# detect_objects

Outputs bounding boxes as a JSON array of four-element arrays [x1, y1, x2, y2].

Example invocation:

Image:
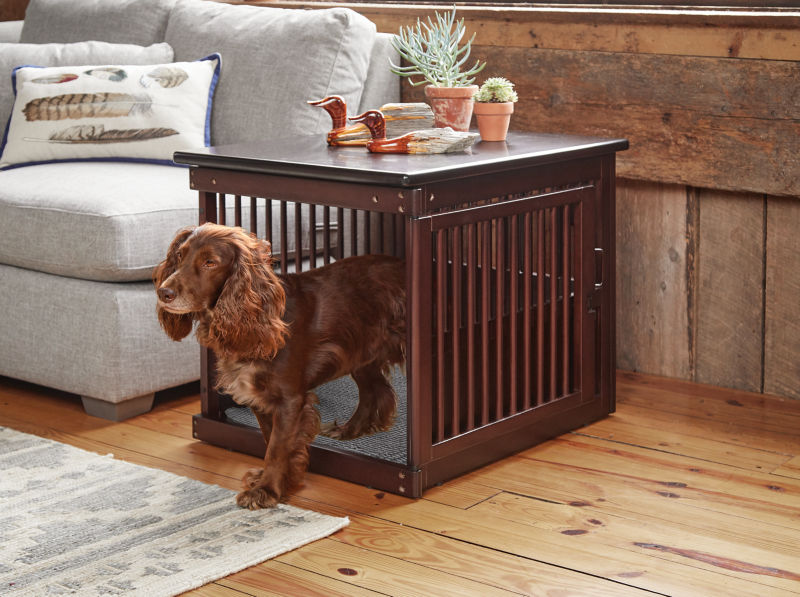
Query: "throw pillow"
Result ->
[[0, 54, 220, 170], [0, 41, 174, 137], [164, 0, 377, 145], [19, 0, 177, 46]]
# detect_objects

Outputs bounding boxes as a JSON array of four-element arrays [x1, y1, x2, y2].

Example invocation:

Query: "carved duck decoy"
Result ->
[[308, 96, 436, 146], [307, 96, 371, 146], [348, 110, 479, 154]]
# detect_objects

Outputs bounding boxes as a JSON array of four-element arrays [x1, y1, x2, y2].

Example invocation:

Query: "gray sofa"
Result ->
[[0, 0, 399, 420]]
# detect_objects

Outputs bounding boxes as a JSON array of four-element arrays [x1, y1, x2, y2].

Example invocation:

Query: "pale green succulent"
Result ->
[[474, 77, 519, 103], [389, 7, 486, 88]]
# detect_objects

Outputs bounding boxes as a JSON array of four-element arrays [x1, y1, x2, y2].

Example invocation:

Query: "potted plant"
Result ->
[[473, 77, 518, 141], [389, 7, 486, 132]]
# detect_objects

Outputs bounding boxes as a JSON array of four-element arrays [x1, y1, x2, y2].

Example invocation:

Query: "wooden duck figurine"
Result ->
[[307, 96, 371, 146], [349, 110, 479, 154], [308, 96, 436, 146]]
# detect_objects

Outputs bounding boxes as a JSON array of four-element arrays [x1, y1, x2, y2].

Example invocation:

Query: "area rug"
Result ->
[[0, 426, 348, 596]]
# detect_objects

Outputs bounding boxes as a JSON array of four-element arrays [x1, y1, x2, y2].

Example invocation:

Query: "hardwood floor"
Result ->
[[1, 370, 799, 596]]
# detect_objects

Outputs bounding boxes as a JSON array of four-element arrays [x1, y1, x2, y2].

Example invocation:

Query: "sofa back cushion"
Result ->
[[20, 0, 176, 46], [164, 0, 376, 145], [0, 41, 174, 143]]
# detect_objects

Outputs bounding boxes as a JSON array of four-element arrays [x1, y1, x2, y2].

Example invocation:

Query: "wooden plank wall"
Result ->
[[0, 0, 28, 22]]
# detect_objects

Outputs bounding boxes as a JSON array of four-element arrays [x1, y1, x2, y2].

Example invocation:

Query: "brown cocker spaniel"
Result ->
[[154, 223, 406, 509]]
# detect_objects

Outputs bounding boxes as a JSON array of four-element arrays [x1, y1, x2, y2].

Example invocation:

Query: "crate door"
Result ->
[[425, 186, 599, 450]]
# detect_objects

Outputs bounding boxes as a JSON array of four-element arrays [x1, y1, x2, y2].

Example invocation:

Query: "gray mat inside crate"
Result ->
[[224, 367, 408, 464]]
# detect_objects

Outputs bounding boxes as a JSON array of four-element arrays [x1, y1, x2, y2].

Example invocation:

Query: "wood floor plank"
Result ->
[[219, 560, 381, 596], [275, 538, 520, 597], [574, 413, 792, 472], [474, 492, 800, 594], [772, 455, 800, 481], [331, 510, 652, 596], [181, 582, 252, 596]]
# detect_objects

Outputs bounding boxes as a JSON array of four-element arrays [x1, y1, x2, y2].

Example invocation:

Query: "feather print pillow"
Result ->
[[0, 54, 220, 169]]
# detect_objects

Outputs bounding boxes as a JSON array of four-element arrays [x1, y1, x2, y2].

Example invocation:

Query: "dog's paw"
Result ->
[[236, 487, 279, 509], [241, 468, 264, 489]]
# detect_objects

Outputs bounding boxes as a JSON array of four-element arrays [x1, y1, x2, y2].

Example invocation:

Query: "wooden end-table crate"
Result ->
[[174, 131, 628, 497]]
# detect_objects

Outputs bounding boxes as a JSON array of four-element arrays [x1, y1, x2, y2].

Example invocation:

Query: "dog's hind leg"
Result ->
[[320, 361, 397, 440]]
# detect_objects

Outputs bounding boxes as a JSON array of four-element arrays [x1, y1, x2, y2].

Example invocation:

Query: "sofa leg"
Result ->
[[80, 393, 155, 421]]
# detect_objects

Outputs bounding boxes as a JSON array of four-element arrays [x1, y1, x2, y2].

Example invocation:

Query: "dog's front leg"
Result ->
[[236, 393, 320, 509]]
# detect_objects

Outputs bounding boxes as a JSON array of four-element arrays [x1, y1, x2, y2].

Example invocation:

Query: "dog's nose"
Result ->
[[158, 287, 176, 303]]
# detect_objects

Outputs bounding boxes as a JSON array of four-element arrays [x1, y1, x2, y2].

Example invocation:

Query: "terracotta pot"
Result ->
[[473, 101, 514, 141], [424, 85, 478, 132]]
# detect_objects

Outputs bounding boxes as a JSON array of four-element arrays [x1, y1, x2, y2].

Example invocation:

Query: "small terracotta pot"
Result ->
[[473, 101, 514, 141], [424, 85, 478, 132]]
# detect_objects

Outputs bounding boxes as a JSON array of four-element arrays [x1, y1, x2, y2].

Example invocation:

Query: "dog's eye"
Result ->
[[203, 259, 217, 268], [175, 250, 182, 261]]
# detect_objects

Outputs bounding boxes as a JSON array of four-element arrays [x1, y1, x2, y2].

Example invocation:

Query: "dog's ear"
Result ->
[[153, 227, 195, 341], [207, 231, 288, 359]]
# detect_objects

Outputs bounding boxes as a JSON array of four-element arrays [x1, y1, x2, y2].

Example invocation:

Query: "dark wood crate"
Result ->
[[176, 132, 626, 497]]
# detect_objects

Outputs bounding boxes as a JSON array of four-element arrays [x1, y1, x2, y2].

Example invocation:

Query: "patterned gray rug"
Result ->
[[0, 426, 348, 596]]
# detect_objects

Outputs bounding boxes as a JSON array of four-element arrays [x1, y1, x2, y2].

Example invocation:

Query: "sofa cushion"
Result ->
[[0, 41, 175, 153], [0, 54, 220, 170], [0, 162, 197, 282], [19, 0, 176, 46], [164, 0, 376, 145], [0, 162, 331, 282]]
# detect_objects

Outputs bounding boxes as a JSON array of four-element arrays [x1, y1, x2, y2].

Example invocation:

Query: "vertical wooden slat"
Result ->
[[495, 216, 505, 420], [550, 208, 558, 401], [451, 225, 462, 437], [234, 195, 242, 227], [295, 202, 302, 273], [509, 213, 519, 414], [263, 198, 271, 246], [395, 214, 405, 259], [562, 204, 571, 395], [364, 211, 372, 255], [280, 201, 288, 273], [379, 212, 386, 253], [255, 197, 262, 240], [350, 209, 358, 257], [218, 194, 226, 226], [466, 222, 476, 430], [323, 206, 331, 264], [200, 191, 217, 224], [523, 211, 532, 410], [435, 230, 447, 443], [309, 204, 317, 268], [337, 207, 345, 259], [481, 220, 491, 425], [536, 210, 545, 405]]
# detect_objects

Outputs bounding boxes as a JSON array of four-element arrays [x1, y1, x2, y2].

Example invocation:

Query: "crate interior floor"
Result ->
[[225, 367, 408, 464], [1, 370, 799, 596]]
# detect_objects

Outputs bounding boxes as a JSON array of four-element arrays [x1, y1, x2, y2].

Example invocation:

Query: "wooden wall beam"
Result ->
[[764, 198, 800, 400], [615, 180, 691, 379], [695, 190, 765, 393]]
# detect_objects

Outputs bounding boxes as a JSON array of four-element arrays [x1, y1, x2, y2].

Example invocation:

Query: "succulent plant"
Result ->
[[474, 77, 519, 103], [389, 7, 486, 88]]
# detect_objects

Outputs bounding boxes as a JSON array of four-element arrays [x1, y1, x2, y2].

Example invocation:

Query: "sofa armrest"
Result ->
[[0, 20, 23, 43], [358, 32, 401, 113]]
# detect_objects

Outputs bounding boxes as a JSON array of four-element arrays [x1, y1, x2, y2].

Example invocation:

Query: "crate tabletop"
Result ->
[[174, 131, 628, 187]]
